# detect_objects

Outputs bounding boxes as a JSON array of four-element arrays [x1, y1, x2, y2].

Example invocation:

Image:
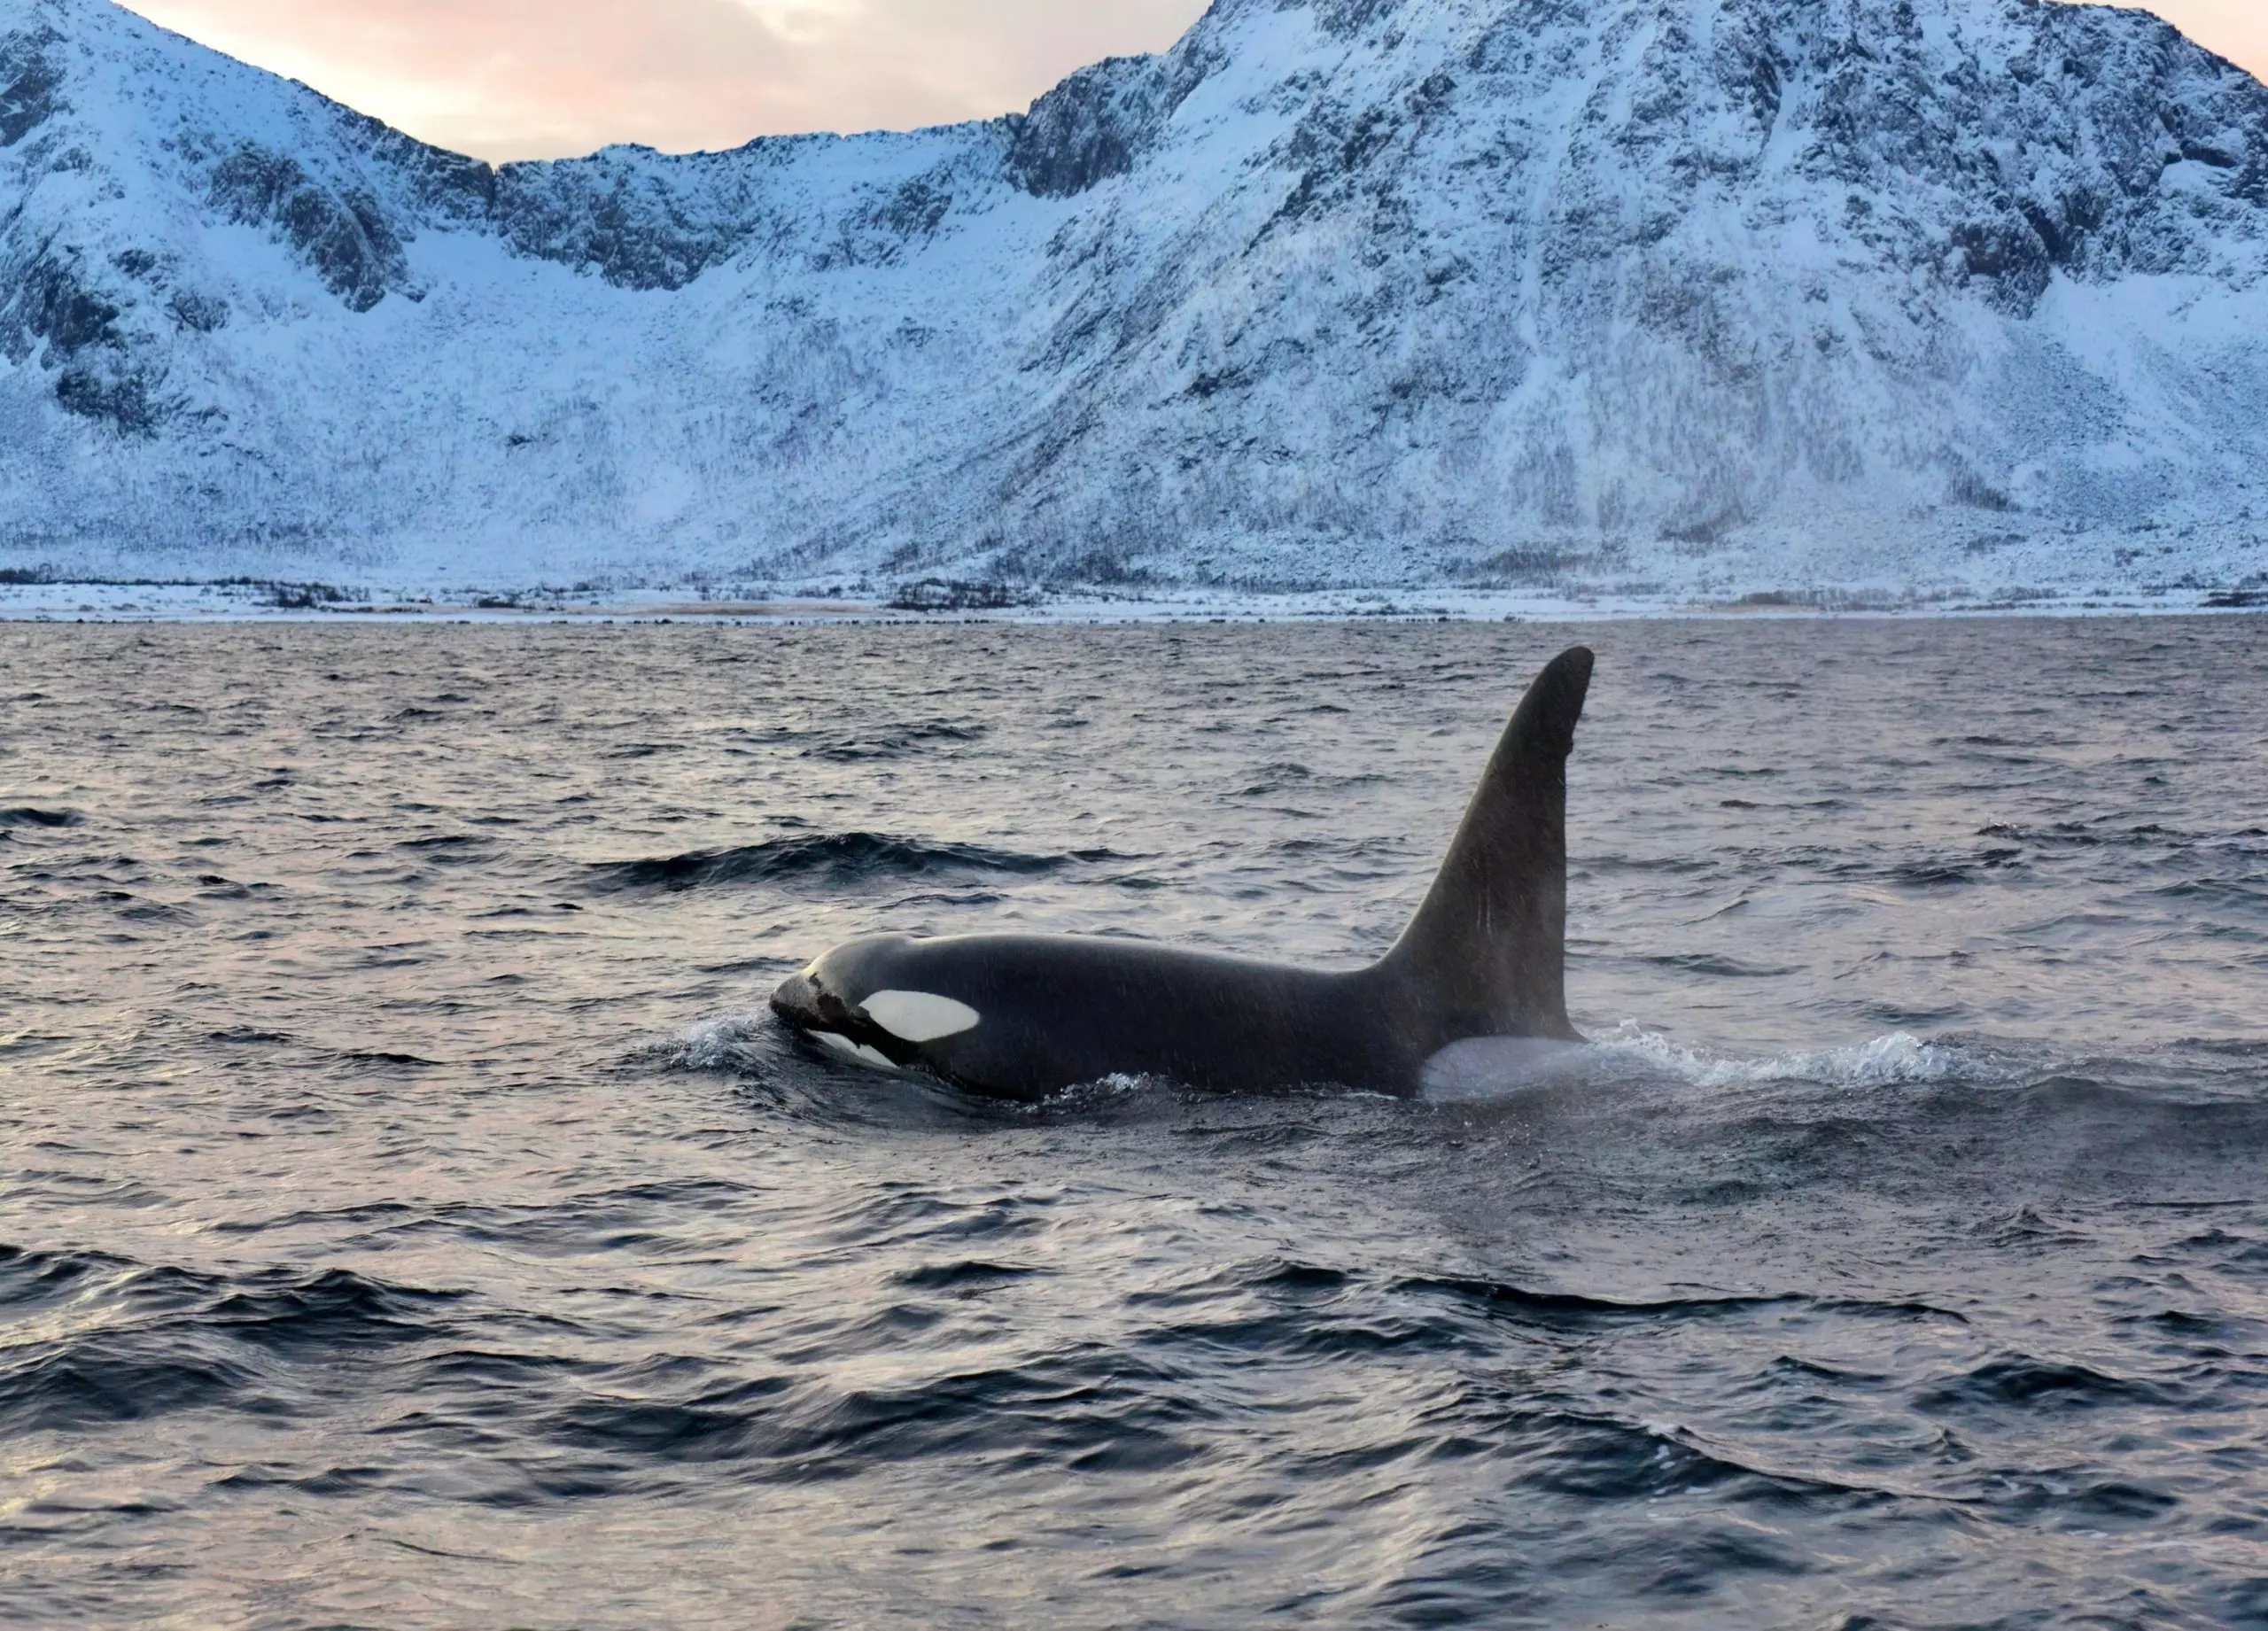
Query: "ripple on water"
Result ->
[[1, 616, 2264, 1626], [583, 831, 1134, 893]]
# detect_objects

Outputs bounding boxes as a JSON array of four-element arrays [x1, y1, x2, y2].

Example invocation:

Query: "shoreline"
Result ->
[[2, 579, 2261, 625]]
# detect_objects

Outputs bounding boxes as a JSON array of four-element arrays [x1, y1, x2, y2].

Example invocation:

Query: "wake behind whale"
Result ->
[[772, 648, 1594, 1100]]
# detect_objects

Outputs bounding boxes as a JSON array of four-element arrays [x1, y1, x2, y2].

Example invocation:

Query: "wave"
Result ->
[[0, 805, 80, 827], [1887, 859, 1982, 888], [0, 1252, 462, 1433], [1632, 951, 1798, 978], [586, 831, 1127, 893], [802, 721, 988, 762], [1912, 1356, 2171, 1414], [0, 1242, 133, 1316], [734, 718, 990, 763], [667, 1015, 777, 1073], [1403, 1274, 1794, 1321], [1419, 1026, 2017, 1103], [1585, 1023, 2016, 1091], [201, 1267, 462, 1352]]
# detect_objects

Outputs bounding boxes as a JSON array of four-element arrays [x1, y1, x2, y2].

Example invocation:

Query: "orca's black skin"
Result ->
[[771, 647, 1593, 1101]]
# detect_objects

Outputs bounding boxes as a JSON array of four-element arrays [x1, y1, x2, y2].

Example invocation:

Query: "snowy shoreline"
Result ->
[[3, 578, 2257, 625]]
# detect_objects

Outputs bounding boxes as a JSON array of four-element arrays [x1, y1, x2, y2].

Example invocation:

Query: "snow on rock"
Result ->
[[2, 0, 2264, 607]]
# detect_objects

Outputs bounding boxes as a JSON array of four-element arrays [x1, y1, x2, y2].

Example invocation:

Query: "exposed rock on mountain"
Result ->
[[2, 0, 2264, 604]]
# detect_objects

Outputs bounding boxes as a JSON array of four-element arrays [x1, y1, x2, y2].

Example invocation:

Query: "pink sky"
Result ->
[[119, 0, 2268, 164]]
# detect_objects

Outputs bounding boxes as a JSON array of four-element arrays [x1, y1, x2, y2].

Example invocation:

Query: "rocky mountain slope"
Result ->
[[3, 0, 2265, 605]]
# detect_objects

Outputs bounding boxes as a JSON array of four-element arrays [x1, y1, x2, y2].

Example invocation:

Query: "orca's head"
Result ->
[[770, 936, 983, 1075]]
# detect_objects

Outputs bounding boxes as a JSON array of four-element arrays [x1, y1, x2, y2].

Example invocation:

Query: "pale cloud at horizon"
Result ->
[[117, 0, 2268, 165]]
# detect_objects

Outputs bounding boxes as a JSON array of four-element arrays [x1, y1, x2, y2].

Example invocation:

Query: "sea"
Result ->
[[3, 615, 2264, 1627]]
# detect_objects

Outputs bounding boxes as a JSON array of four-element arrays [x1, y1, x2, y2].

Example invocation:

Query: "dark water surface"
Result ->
[[4, 617, 2266, 1627]]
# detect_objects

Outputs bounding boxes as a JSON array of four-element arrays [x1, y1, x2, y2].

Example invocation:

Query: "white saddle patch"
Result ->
[[810, 1029, 899, 1072], [861, 990, 981, 1043]]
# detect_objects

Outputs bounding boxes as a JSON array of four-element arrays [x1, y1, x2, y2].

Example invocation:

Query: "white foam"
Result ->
[[1420, 1037, 1593, 1101], [1588, 1022, 1992, 1090], [673, 1016, 766, 1072], [1045, 1073, 1154, 1107], [1418, 1024, 2007, 1102]]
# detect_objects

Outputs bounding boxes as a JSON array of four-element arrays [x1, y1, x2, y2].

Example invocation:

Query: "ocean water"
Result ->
[[3, 616, 2264, 1627]]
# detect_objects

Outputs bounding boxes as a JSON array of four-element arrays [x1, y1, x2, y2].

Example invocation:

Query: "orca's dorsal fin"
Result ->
[[1382, 646, 1592, 1045]]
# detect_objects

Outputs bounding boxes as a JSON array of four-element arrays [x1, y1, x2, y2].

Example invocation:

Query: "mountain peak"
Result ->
[[2, 0, 2264, 604]]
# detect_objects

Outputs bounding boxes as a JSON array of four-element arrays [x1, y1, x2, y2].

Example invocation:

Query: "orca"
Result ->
[[770, 646, 1593, 1101]]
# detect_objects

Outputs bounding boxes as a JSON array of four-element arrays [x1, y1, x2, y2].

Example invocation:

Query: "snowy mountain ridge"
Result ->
[[3, 0, 2265, 606]]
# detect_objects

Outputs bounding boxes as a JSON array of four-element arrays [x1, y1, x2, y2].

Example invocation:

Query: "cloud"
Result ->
[[117, 0, 2268, 165], [121, 0, 1212, 161]]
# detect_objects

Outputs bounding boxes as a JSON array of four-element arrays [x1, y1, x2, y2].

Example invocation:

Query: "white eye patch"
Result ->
[[810, 1030, 899, 1071], [860, 990, 981, 1043]]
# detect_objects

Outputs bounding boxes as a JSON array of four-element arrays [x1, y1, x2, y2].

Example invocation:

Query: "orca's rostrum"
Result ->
[[772, 647, 1594, 1100]]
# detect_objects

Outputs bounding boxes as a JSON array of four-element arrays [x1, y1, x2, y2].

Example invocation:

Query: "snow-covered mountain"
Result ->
[[3, 0, 2265, 605]]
